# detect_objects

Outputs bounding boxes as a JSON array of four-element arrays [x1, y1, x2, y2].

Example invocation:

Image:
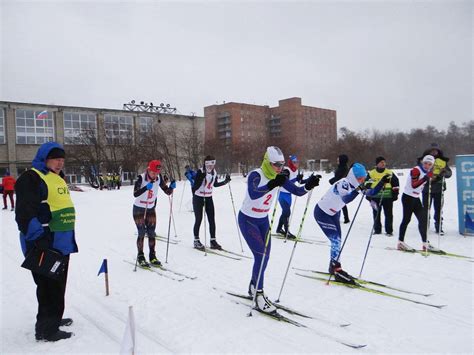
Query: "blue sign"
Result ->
[[456, 155, 474, 235]]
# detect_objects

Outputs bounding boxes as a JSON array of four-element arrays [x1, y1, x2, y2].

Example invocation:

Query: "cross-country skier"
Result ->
[[329, 154, 351, 224], [192, 156, 230, 251], [398, 155, 441, 252], [133, 160, 176, 267], [314, 163, 389, 283], [239, 146, 320, 313], [275, 155, 307, 239]]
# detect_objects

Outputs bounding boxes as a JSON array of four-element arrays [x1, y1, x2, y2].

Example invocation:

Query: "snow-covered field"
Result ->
[[1, 170, 473, 354]]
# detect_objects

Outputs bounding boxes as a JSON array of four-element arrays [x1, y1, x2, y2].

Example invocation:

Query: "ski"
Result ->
[[295, 273, 446, 309], [272, 234, 327, 245], [219, 249, 252, 259], [156, 236, 179, 245], [217, 293, 366, 349], [155, 265, 197, 280], [195, 248, 241, 260], [220, 289, 351, 327], [384, 247, 474, 262], [123, 260, 184, 282], [292, 268, 433, 297]]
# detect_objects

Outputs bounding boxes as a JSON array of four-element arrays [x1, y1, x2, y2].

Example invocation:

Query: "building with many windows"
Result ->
[[204, 97, 337, 171], [0, 101, 204, 182]]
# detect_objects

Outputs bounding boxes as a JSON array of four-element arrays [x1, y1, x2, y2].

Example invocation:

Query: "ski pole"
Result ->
[[424, 179, 432, 257], [170, 193, 178, 238], [276, 189, 313, 303], [284, 196, 298, 243], [228, 179, 245, 252], [358, 187, 385, 279], [179, 180, 186, 212], [248, 188, 281, 317], [438, 176, 445, 248], [326, 191, 365, 285], [165, 191, 173, 263]]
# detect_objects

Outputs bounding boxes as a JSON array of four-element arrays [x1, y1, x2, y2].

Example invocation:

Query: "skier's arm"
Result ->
[[133, 175, 147, 197], [281, 178, 307, 196], [247, 171, 272, 199], [410, 168, 429, 189], [214, 173, 230, 187], [159, 174, 173, 195]]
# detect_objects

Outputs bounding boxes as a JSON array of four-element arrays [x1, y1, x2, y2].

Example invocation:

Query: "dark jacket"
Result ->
[[420, 147, 452, 194], [329, 154, 349, 185], [15, 142, 78, 256]]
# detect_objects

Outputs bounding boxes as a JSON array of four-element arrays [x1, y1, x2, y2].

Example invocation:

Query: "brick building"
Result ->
[[204, 97, 337, 171]]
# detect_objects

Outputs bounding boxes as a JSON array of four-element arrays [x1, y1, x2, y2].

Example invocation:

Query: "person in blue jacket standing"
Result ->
[[15, 142, 78, 342]]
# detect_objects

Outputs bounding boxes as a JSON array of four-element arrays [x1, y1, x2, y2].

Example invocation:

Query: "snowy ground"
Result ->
[[1, 169, 473, 354]]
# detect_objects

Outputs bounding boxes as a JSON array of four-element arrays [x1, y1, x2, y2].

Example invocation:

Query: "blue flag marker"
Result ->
[[98, 259, 108, 276]]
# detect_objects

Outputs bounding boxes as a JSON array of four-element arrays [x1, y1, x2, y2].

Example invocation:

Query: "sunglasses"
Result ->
[[205, 160, 216, 166], [271, 162, 285, 168]]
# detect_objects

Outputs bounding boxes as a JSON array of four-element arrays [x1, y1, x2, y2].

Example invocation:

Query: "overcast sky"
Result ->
[[1, 0, 472, 132]]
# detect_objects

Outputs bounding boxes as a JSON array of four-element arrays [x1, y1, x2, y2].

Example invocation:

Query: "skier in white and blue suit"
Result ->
[[314, 163, 390, 283], [238, 146, 320, 313]]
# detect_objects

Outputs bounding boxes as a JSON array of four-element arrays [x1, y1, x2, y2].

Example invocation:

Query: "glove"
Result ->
[[169, 180, 176, 189], [304, 174, 320, 190], [424, 171, 433, 181], [357, 182, 370, 192], [267, 173, 288, 190], [296, 173, 304, 183], [225, 174, 231, 183], [34, 231, 52, 250], [163, 175, 169, 183], [381, 174, 392, 184], [146, 182, 153, 190]]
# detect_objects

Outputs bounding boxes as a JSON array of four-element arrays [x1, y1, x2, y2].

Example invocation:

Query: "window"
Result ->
[[0, 109, 5, 144], [104, 114, 133, 144], [16, 109, 55, 144], [63, 112, 97, 144]]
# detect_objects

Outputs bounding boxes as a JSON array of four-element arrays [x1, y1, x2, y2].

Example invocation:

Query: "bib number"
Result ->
[[263, 194, 272, 205]]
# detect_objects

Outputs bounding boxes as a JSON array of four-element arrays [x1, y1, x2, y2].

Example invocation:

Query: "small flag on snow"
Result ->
[[120, 306, 136, 355], [97, 259, 108, 276], [37, 110, 48, 119]]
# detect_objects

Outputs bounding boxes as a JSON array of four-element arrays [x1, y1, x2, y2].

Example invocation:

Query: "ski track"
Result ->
[[1, 170, 473, 353]]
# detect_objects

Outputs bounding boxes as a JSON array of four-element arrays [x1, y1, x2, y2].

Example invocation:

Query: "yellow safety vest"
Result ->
[[32, 168, 76, 232], [433, 158, 447, 177], [368, 168, 393, 198]]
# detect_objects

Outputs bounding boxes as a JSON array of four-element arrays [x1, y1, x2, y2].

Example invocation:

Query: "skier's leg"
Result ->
[[372, 198, 382, 234], [413, 199, 428, 243], [384, 199, 394, 234], [133, 206, 146, 253], [145, 208, 157, 254], [432, 193, 442, 233], [399, 194, 414, 242], [314, 205, 341, 262], [205, 197, 216, 240], [280, 194, 292, 232], [192, 195, 204, 239]]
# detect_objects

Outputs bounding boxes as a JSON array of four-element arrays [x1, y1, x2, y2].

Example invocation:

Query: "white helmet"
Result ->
[[266, 146, 284, 164]]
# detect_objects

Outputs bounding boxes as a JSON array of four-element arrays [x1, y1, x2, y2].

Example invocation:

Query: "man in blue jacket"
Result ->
[[15, 142, 78, 342]]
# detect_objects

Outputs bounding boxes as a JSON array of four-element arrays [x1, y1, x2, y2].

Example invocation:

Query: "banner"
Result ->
[[456, 155, 474, 236]]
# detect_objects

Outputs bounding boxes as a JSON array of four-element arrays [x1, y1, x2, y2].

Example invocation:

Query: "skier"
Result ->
[[15, 142, 78, 341], [2, 172, 16, 211], [366, 157, 400, 236], [192, 156, 230, 251], [238, 146, 320, 313], [420, 144, 452, 234], [398, 155, 441, 252], [329, 154, 350, 224], [314, 163, 389, 283], [275, 155, 307, 239], [133, 160, 176, 267]]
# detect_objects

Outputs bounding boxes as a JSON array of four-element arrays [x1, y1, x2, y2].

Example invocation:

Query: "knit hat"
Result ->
[[46, 147, 66, 160], [422, 155, 435, 165], [375, 156, 386, 165]]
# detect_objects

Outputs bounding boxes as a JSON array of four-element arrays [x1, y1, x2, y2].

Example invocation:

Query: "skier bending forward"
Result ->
[[238, 146, 320, 314], [314, 163, 389, 284]]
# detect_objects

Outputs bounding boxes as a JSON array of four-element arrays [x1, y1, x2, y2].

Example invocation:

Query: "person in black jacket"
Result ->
[[329, 154, 350, 223], [15, 142, 78, 342], [420, 143, 452, 234], [192, 155, 230, 250]]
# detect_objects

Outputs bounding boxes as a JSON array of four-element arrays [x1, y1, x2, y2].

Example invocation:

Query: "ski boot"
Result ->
[[248, 281, 256, 297], [276, 228, 286, 236], [149, 253, 162, 267], [210, 239, 223, 250], [422, 242, 445, 254], [386, 232, 393, 237], [2, 207, 6, 210], [36, 330, 73, 342], [343, 218, 350, 224], [285, 231, 297, 240], [329, 260, 356, 285], [194, 239, 205, 251], [397, 241, 416, 252], [137, 252, 150, 268], [255, 290, 277, 314], [60, 318, 73, 327]]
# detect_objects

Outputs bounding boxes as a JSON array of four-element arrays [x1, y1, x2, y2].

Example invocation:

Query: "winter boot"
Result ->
[[149, 253, 162, 267], [210, 239, 223, 250], [343, 218, 350, 224], [422, 242, 445, 254], [37, 330, 73, 342], [2, 207, 6, 210], [386, 232, 393, 237], [137, 252, 150, 268], [60, 318, 73, 327], [397, 241, 416, 252], [194, 239, 205, 251], [329, 260, 356, 285], [255, 290, 277, 314]]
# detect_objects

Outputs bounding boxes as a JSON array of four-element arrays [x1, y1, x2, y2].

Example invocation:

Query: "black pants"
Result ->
[[371, 198, 394, 234], [193, 195, 216, 240], [342, 206, 349, 222], [422, 192, 443, 232], [399, 194, 427, 243], [32, 257, 69, 337]]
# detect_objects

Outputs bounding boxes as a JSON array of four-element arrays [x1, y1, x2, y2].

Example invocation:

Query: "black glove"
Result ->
[[296, 173, 304, 183], [34, 231, 52, 250], [381, 174, 392, 184], [304, 174, 320, 190], [225, 174, 231, 183], [267, 173, 288, 190], [392, 193, 399, 202], [357, 182, 370, 192]]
